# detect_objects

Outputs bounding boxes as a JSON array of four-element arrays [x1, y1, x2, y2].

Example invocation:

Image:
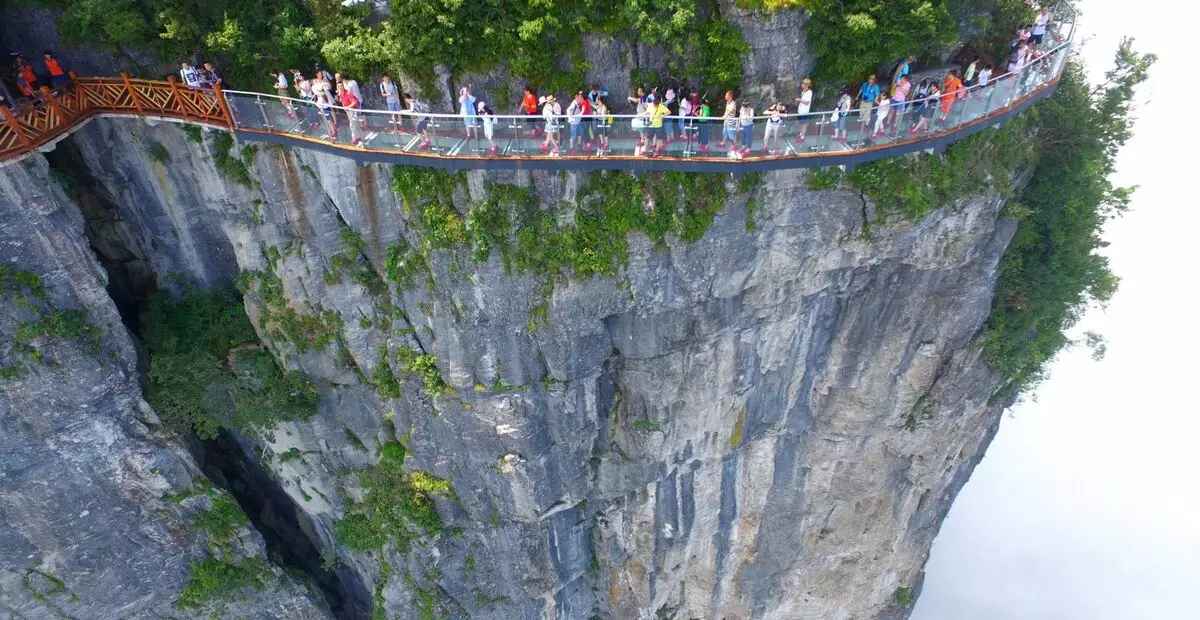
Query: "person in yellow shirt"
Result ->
[[648, 94, 670, 155]]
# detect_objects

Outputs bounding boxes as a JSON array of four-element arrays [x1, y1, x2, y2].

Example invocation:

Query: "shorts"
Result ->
[[570, 123, 583, 139], [1031, 33, 1044, 44], [387, 100, 401, 112], [765, 122, 782, 138], [417, 118, 429, 132], [859, 101, 873, 120], [651, 126, 665, 140]]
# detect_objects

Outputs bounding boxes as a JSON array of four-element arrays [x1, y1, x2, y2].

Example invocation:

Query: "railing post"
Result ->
[[212, 83, 236, 131], [166, 75, 191, 122], [39, 85, 69, 122], [1, 105, 31, 148], [120, 71, 144, 114]]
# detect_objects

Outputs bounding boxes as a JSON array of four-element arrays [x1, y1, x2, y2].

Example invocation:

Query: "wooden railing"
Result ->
[[0, 72, 232, 162]]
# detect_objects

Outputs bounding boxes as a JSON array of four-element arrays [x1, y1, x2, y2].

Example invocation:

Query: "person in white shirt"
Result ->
[[1031, 6, 1052, 45], [793, 77, 814, 142], [476, 100, 497, 153], [872, 92, 891, 137], [566, 92, 586, 151], [763, 101, 786, 153], [977, 64, 993, 87], [738, 101, 754, 155], [540, 95, 561, 154], [180, 61, 201, 88]]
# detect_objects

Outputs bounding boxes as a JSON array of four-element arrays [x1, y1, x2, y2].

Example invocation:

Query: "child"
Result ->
[[763, 101, 786, 154], [830, 88, 852, 142], [477, 100, 498, 153], [794, 77, 814, 142], [403, 92, 432, 149], [594, 97, 612, 151], [871, 91, 890, 138], [977, 64, 993, 87], [739, 100, 754, 155], [697, 98, 712, 152]]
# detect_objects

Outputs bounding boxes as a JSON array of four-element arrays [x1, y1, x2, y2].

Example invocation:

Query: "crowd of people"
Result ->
[[1, 50, 70, 108], [170, 4, 1059, 158]]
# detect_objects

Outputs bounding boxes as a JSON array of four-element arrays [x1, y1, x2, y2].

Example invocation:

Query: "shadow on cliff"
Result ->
[[42, 146, 372, 620]]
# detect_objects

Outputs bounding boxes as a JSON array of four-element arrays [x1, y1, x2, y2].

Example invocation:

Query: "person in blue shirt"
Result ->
[[891, 55, 915, 95], [857, 74, 880, 134]]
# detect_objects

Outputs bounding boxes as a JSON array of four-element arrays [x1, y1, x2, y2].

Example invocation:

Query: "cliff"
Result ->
[[0, 114, 1015, 619]]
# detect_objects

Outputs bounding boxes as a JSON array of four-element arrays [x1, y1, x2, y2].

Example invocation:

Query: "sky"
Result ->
[[912, 0, 1200, 618]]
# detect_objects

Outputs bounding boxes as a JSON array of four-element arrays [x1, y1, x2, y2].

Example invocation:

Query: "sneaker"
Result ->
[[761, 146, 769, 154], [539, 143, 549, 151], [908, 126, 918, 135], [795, 135, 806, 143], [489, 146, 498, 154], [699, 145, 709, 152], [741, 147, 750, 155]]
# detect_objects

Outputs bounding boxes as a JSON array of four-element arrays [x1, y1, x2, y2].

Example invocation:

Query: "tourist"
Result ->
[[594, 97, 612, 150], [1031, 6, 1052, 45], [738, 100, 754, 155], [43, 51, 67, 88], [697, 97, 712, 152], [872, 90, 890, 138], [314, 64, 333, 83], [650, 94, 671, 154], [763, 100, 786, 154], [379, 75, 401, 133], [180, 61, 201, 88], [335, 82, 363, 145], [891, 56, 915, 95], [477, 100, 498, 154], [403, 92, 432, 149], [663, 88, 679, 141], [521, 86, 541, 137], [200, 62, 222, 88], [830, 88, 852, 142], [627, 86, 648, 109], [587, 84, 608, 106], [679, 89, 694, 145], [271, 71, 295, 117], [909, 82, 939, 135], [939, 70, 963, 123], [1015, 25, 1031, 49], [579, 91, 593, 149], [978, 64, 993, 87], [857, 74, 880, 134], [567, 91, 586, 152], [719, 91, 739, 150], [342, 75, 366, 129], [794, 77, 814, 142], [890, 75, 911, 132], [293, 72, 319, 128], [964, 56, 980, 86], [458, 86, 479, 142], [540, 95, 561, 155], [313, 79, 337, 140]]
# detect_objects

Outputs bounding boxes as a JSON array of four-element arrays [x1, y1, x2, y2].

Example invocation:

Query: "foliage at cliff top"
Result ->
[[140, 287, 318, 439], [984, 39, 1154, 400], [737, 0, 1034, 82], [32, 0, 746, 95]]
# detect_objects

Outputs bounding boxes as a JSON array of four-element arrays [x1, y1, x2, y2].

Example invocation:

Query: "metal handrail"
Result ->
[[221, 5, 1075, 127]]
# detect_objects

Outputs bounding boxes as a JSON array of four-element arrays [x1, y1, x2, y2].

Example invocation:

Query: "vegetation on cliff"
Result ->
[[140, 287, 319, 439], [984, 40, 1154, 399]]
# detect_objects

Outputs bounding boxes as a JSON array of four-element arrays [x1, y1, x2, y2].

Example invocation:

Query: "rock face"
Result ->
[[1, 115, 1015, 619], [0, 155, 327, 618]]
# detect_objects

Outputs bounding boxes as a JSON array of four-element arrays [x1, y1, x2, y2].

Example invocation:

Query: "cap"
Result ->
[[538, 96, 547, 104]]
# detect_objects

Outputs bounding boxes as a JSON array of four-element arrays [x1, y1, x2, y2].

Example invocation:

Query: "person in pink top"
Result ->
[[889, 75, 911, 133], [336, 82, 363, 146]]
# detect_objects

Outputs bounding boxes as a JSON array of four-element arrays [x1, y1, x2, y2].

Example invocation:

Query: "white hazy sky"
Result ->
[[913, 1, 1200, 618]]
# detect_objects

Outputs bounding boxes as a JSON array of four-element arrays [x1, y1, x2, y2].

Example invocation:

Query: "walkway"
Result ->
[[0, 18, 1072, 173]]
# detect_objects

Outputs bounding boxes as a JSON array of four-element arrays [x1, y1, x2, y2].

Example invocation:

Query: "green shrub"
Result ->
[[984, 42, 1155, 399], [334, 453, 453, 553], [211, 131, 255, 188], [140, 288, 318, 439], [194, 492, 249, 542], [279, 447, 304, 463], [177, 556, 268, 610], [16, 309, 103, 352]]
